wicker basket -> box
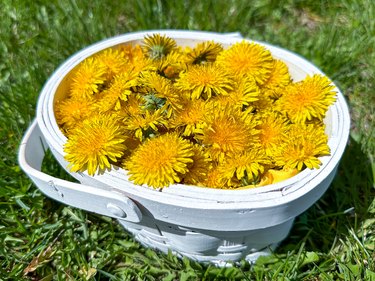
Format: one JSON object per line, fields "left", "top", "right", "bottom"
{"left": 19, "top": 30, "right": 350, "bottom": 266}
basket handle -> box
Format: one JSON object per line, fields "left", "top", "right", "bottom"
{"left": 18, "top": 120, "right": 142, "bottom": 223}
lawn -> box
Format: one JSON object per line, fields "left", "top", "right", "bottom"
{"left": 1, "top": 0, "right": 374, "bottom": 280}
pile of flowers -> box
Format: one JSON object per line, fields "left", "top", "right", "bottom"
{"left": 55, "top": 34, "right": 336, "bottom": 189}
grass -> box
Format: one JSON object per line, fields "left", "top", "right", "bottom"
{"left": 0, "top": 0, "right": 374, "bottom": 280}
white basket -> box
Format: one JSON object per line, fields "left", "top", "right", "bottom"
{"left": 19, "top": 30, "right": 350, "bottom": 266}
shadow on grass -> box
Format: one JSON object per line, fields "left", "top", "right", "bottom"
{"left": 279, "top": 136, "right": 374, "bottom": 253}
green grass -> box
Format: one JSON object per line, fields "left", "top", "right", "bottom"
{"left": 1, "top": 0, "right": 374, "bottom": 280}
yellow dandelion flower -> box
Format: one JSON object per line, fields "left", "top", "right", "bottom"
{"left": 94, "top": 89, "right": 122, "bottom": 114}
{"left": 120, "top": 44, "right": 144, "bottom": 62}
{"left": 124, "top": 109, "right": 167, "bottom": 140}
{"left": 155, "top": 50, "right": 187, "bottom": 79}
{"left": 197, "top": 106, "right": 259, "bottom": 161}
{"left": 182, "top": 145, "right": 212, "bottom": 185}
{"left": 175, "top": 63, "right": 234, "bottom": 100}
{"left": 197, "top": 165, "right": 227, "bottom": 189}
{"left": 170, "top": 98, "right": 207, "bottom": 136}
{"left": 185, "top": 40, "right": 223, "bottom": 64}
{"left": 116, "top": 94, "right": 145, "bottom": 119}
{"left": 95, "top": 48, "right": 128, "bottom": 80}
{"left": 142, "top": 34, "right": 177, "bottom": 60}
{"left": 252, "top": 94, "right": 275, "bottom": 112}
{"left": 139, "top": 71, "right": 182, "bottom": 114}
{"left": 226, "top": 76, "right": 260, "bottom": 107}
{"left": 94, "top": 71, "right": 139, "bottom": 113}
{"left": 119, "top": 44, "right": 156, "bottom": 74}
{"left": 219, "top": 149, "right": 270, "bottom": 184}
{"left": 261, "top": 59, "right": 291, "bottom": 99}
{"left": 207, "top": 95, "right": 241, "bottom": 111}
{"left": 257, "top": 111, "right": 290, "bottom": 156}
{"left": 274, "top": 123, "right": 330, "bottom": 170}
{"left": 276, "top": 74, "right": 336, "bottom": 123}
{"left": 70, "top": 57, "right": 107, "bottom": 99}
{"left": 139, "top": 71, "right": 168, "bottom": 94}
{"left": 64, "top": 115, "right": 127, "bottom": 176}
{"left": 55, "top": 97, "right": 95, "bottom": 131}
{"left": 216, "top": 41, "right": 274, "bottom": 85}
{"left": 125, "top": 133, "right": 194, "bottom": 188}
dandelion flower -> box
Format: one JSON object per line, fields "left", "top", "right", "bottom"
{"left": 120, "top": 44, "right": 144, "bottom": 62}
{"left": 182, "top": 145, "right": 212, "bottom": 185}
{"left": 219, "top": 149, "right": 270, "bottom": 185}
{"left": 197, "top": 106, "right": 259, "bottom": 161}
{"left": 155, "top": 50, "right": 187, "bottom": 79}
{"left": 216, "top": 41, "right": 274, "bottom": 85}
{"left": 276, "top": 74, "right": 336, "bottom": 123}
{"left": 55, "top": 97, "right": 95, "bottom": 131}
{"left": 125, "top": 133, "right": 194, "bottom": 188}
{"left": 209, "top": 76, "right": 260, "bottom": 109}
{"left": 228, "top": 76, "right": 260, "bottom": 106}
{"left": 64, "top": 115, "right": 127, "bottom": 176}
{"left": 185, "top": 41, "right": 223, "bottom": 64}
{"left": 274, "top": 123, "right": 330, "bottom": 170}
{"left": 170, "top": 98, "right": 207, "bottom": 136}
{"left": 257, "top": 111, "right": 290, "bottom": 156}
{"left": 124, "top": 109, "right": 167, "bottom": 140}
{"left": 95, "top": 48, "right": 128, "bottom": 80}
{"left": 139, "top": 71, "right": 182, "bottom": 114}
{"left": 120, "top": 44, "right": 156, "bottom": 74}
{"left": 252, "top": 94, "right": 275, "bottom": 112}
{"left": 70, "top": 57, "right": 107, "bottom": 99}
{"left": 261, "top": 59, "right": 291, "bottom": 99}
{"left": 116, "top": 94, "right": 145, "bottom": 119}
{"left": 197, "top": 165, "right": 227, "bottom": 189}
{"left": 95, "top": 71, "right": 139, "bottom": 113}
{"left": 142, "top": 34, "right": 177, "bottom": 60}
{"left": 175, "top": 64, "right": 234, "bottom": 100}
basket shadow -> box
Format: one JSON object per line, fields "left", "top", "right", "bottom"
{"left": 277, "top": 136, "right": 374, "bottom": 254}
